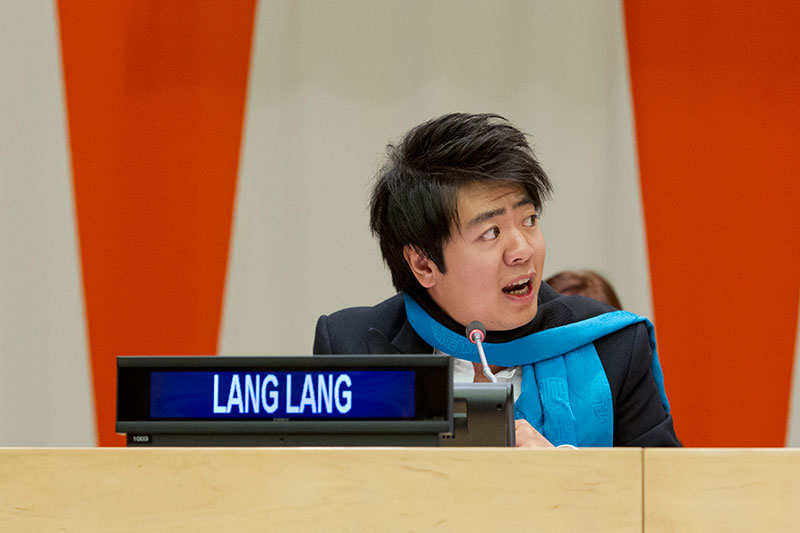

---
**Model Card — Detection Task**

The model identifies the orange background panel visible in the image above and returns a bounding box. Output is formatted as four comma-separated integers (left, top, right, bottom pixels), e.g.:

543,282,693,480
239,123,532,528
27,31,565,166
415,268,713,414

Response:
625,1,800,445
58,1,256,445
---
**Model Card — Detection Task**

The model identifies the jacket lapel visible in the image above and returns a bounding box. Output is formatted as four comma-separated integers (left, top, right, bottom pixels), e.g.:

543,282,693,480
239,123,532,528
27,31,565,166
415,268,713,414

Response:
388,319,432,355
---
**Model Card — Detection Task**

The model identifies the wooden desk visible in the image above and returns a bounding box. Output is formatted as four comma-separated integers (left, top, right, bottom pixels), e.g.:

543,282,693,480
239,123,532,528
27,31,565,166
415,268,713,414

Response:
644,448,800,532
0,448,642,532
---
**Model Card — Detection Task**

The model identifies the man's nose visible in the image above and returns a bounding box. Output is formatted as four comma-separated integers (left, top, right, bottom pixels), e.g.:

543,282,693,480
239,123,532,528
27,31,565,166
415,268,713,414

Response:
504,228,534,265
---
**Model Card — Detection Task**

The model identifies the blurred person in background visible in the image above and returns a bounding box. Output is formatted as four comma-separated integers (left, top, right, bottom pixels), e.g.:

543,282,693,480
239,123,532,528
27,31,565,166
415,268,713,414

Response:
546,270,622,309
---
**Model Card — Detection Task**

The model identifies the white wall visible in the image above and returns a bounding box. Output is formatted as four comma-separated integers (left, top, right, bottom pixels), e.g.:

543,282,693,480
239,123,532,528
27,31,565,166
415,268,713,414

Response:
786,292,800,446
0,2,95,445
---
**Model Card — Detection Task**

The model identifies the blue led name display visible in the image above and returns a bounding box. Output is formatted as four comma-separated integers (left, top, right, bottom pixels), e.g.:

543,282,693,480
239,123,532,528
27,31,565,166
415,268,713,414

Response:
150,371,415,419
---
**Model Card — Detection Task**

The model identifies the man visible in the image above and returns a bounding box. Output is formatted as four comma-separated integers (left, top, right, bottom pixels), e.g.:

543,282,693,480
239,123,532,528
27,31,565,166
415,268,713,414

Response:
314,113,679,447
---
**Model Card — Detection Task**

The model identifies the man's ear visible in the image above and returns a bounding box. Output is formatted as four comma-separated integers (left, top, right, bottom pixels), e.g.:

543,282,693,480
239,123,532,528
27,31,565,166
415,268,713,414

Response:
403,245,438,289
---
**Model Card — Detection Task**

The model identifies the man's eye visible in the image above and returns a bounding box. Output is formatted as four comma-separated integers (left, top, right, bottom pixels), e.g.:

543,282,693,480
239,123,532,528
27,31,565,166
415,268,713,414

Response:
523,214,538,227
480,227,500,240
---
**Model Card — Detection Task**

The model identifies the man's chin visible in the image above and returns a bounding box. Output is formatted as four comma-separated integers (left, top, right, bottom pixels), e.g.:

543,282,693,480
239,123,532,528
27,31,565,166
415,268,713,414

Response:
488,303,539,331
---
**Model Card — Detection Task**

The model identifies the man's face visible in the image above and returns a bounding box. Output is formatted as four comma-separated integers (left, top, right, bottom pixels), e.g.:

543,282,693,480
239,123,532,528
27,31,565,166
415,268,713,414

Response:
410,182,546,331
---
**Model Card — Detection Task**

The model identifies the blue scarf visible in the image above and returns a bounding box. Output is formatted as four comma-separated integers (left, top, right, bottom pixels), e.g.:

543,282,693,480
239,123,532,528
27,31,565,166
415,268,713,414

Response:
403,293,669,447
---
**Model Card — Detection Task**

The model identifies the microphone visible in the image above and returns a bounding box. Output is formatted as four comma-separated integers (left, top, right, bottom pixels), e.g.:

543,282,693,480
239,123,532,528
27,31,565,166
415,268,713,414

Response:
465,321,496,383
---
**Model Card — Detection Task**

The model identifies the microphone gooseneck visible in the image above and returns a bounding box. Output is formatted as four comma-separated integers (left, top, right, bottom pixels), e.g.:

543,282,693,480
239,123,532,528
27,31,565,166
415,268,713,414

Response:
465,321,496,383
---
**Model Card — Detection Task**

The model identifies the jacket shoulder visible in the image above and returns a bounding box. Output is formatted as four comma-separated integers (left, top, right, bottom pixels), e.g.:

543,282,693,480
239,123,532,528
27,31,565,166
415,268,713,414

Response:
313,294,407,354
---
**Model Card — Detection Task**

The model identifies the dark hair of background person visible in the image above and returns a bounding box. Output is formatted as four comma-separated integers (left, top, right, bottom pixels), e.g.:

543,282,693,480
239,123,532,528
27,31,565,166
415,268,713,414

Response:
545,270,623,309
369,112,553,294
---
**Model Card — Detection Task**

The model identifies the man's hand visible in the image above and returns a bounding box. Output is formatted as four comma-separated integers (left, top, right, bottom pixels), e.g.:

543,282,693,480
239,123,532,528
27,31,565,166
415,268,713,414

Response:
515,419,554,448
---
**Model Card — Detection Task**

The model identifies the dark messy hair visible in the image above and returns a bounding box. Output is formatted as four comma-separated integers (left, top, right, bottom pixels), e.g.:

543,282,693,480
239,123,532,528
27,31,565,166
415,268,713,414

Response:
369,113,553,293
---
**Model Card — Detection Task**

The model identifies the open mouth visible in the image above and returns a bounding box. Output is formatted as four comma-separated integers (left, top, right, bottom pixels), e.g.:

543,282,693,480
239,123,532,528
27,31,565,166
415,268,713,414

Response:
502,277,532,296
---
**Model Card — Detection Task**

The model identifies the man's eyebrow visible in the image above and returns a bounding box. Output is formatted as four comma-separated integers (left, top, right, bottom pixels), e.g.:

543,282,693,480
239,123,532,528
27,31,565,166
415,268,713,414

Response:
466,207,506,228
464,197,534,228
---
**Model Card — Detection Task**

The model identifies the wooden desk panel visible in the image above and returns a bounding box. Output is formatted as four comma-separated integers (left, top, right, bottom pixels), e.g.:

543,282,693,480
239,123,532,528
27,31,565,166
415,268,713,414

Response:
644,448,800,532
0,448,641,532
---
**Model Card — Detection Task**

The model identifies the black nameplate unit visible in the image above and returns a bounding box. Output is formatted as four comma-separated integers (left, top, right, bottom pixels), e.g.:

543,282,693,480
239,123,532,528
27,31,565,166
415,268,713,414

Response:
117,355,514,447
